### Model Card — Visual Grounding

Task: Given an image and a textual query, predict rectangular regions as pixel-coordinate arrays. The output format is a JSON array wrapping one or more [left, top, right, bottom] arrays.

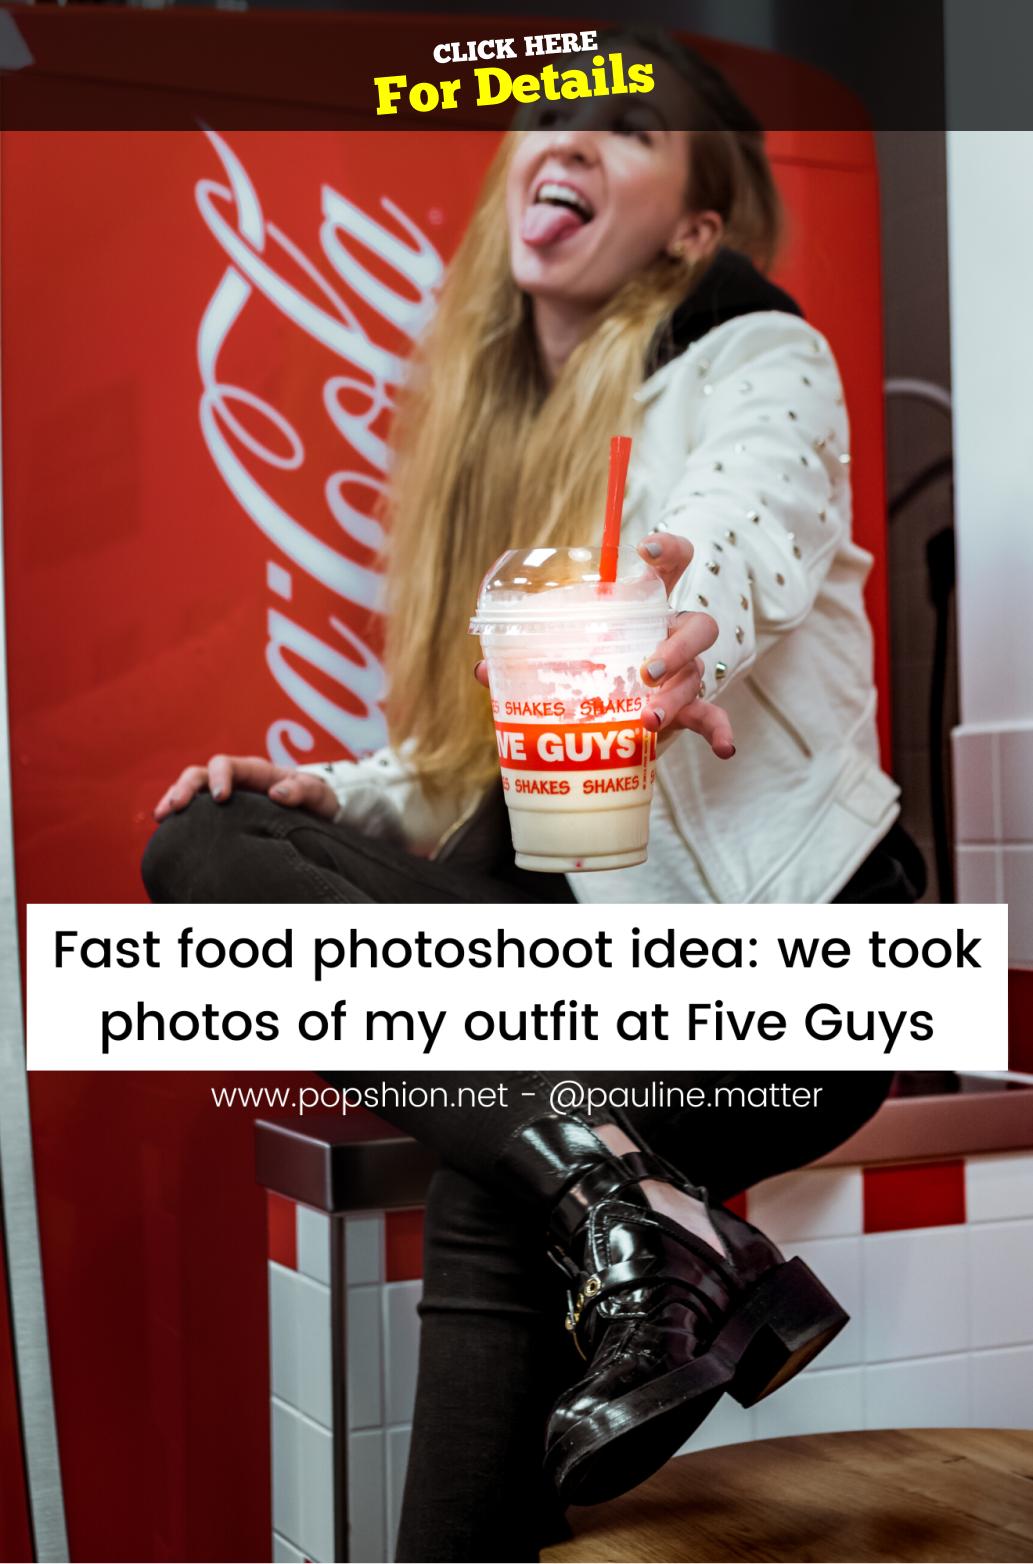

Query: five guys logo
[[194, 131, 443, 764], [495, 721, 656, 771]]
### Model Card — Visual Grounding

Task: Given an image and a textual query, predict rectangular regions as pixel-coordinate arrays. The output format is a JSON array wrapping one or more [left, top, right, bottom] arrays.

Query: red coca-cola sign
[[1, 127, 501, 1563], [1, 130, 498, 906]]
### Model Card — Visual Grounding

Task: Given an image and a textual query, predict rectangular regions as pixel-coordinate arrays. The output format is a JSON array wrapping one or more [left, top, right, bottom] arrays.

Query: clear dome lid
[[469, 546, 668, 631]]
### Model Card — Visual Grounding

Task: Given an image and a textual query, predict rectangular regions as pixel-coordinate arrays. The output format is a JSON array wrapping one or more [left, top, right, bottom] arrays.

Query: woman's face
[[505, 107, 700, 310]]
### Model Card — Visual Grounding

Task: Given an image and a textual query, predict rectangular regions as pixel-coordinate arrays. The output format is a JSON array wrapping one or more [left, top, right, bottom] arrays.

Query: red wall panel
[[1009, 969, 1033, 1074], [25, 1072, 298, 1561], [385, 1208, 424, 1284], [767, 134, 891, 760], [3, 128, 492, 1562], [1, 129, 495, 912]]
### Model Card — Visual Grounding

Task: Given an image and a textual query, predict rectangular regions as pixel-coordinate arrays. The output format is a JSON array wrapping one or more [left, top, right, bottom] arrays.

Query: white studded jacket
[[301, 306, 899, 905]]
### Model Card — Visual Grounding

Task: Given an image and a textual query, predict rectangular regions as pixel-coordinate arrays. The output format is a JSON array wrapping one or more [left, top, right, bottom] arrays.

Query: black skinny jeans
[[142, 791, 924, 1563]]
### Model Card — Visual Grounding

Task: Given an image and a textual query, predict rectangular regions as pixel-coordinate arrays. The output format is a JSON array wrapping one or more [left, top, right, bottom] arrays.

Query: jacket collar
[[654, 247, 804, 367], [634, 247, 804, 407]]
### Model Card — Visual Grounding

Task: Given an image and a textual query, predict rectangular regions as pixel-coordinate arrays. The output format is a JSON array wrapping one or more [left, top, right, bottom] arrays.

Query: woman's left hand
[[473, 530, 735, 761], [635, 531, 735, 760]]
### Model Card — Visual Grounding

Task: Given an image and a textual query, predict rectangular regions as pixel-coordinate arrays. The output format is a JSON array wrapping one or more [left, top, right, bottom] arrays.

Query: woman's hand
[[152, 756, 339, 823], [635, 531, 735, 759]]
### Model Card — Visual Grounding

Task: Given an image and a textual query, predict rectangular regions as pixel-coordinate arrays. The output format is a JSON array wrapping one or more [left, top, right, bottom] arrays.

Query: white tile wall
[[952, 728, 997, 842], [998, 728, 1033, 840], [272, 1530, 307, 1563], [968, 1221, 1033, 1347], [753, 1365, 865, 1440], [347, 1286, 384, 1430], [747, 1168, 863, 1243], [864, 1353, 971, 1429], [269, 1263, 333, 1428], [966, 1151, 1033, 1221], [382, 1283, 422, 1428], [862, 1226, 969, 1362], [349, 1430, 386, 1564], [955, 846, 1001, 903], [346, 1215, 385, 1286], [952, 719, 1033, 943], [271, 1398, 334, 1563], [386, 1426, 412, 1561], [295, 1207, 385, 1287], [296, 1206, 331, 1285], [970, 1345, 1033, 1428]]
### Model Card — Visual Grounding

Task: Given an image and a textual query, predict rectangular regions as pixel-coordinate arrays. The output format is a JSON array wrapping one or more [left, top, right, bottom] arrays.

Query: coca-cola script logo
[[195, 130, 444, 766]]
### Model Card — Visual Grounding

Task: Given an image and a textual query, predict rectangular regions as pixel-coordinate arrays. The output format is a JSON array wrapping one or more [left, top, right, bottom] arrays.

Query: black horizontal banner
[[0, 0, 1020, 132]]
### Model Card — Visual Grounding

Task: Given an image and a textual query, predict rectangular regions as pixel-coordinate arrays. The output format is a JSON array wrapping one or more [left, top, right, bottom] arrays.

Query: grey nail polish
[[646, 659, 666, 680], [211, 786, 224, 801], [643, 540, 663, 558], [652, 707, 666, 725]]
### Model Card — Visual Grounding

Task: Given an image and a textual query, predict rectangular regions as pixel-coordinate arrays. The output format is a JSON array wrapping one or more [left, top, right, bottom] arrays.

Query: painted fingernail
[[271, 784, 289, 798], [642, 539, 663, 558], [646, 659, 666, 680], [652, 707, 666, 725], [211, 786, 224, 801]]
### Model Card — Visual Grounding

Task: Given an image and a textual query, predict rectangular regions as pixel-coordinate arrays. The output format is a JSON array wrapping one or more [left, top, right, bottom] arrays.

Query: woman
[[144, 34, 924, 1562]]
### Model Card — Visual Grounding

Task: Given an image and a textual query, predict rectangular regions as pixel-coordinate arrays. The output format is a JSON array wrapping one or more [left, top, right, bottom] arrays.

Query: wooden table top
[[543, 1429, 1033, 1563]]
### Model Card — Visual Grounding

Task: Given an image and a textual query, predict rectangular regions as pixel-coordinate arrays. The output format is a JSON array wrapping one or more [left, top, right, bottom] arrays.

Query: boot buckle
[[564, 1274, 601, 1360]]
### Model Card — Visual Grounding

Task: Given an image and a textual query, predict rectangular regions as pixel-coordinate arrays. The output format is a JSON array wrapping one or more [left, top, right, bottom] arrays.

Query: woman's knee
[[140, 791, 274, 902], [422, 1165, 512, 1269]]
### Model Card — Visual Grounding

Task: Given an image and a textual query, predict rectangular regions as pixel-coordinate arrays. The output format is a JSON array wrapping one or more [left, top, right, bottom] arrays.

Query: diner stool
[[542, 1429, 1033, 1563]]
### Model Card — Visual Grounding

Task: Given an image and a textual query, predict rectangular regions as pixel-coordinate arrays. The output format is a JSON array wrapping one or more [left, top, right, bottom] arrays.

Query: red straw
[[600, 435, 632, 583]]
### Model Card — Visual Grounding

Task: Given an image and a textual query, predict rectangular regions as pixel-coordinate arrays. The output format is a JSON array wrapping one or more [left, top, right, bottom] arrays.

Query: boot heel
[[723, 1257, 849, 1408]]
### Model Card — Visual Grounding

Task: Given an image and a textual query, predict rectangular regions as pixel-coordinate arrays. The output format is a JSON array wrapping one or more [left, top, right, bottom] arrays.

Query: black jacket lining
[[649, 247, 804, 375]]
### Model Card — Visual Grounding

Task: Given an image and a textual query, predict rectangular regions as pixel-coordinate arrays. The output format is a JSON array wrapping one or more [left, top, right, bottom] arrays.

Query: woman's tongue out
[[521, 202, 586, 248]]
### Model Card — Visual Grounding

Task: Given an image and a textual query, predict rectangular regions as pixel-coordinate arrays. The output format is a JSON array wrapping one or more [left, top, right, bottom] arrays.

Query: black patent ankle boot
[[497, 1114, 848, 1509]]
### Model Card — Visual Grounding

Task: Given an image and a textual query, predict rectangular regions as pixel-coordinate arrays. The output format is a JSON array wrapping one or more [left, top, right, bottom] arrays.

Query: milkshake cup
[[470, 546, 673, 872]]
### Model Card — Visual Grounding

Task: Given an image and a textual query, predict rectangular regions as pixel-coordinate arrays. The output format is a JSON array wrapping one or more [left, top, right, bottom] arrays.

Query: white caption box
[[26, 903, 1008, 1072]]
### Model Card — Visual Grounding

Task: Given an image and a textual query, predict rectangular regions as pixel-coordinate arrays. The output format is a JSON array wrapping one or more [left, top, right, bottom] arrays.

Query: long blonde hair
[[385, 67, 782, 787]]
